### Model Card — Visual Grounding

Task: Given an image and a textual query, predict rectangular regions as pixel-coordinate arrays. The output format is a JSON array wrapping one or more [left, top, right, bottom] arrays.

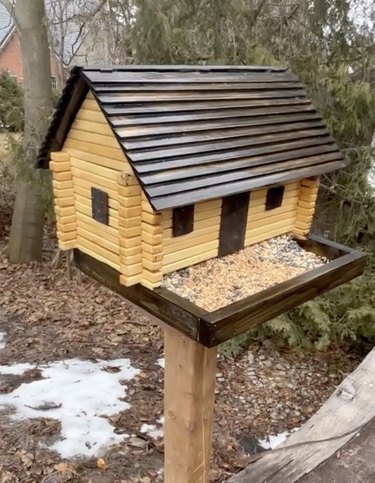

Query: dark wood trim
[[296, 234, 356, 258], [219, 192, 250, 257], [73, 249, 209, 343], [37, 70, 89, 168], [74, 236, 365, 348], [172, 205, 194, 236], [204, 251, 365, 346]]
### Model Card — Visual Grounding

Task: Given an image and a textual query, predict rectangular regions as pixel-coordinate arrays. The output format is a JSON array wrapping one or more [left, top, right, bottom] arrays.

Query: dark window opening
[[173, 205, 194, 236], [91, 187, 109, 225], [266, 186, 285, 211]]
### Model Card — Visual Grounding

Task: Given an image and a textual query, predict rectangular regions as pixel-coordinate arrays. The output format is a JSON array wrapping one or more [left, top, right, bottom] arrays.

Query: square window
[[266, 186, 285, 210], [173, 205, 194, 236]]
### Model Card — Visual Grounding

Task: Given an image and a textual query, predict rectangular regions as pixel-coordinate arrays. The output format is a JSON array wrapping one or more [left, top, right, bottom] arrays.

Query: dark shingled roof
[[37, 65, 346, 211]]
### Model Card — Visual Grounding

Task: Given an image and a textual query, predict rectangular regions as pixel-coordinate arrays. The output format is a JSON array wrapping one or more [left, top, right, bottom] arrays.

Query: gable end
[[37, 67, 89, 168]]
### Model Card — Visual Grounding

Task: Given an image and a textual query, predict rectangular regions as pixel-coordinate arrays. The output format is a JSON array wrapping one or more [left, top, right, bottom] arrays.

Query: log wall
[[245, 181, 300, 246], [118, 173, 143, 286], [61, 92, 136, 274], [161, 198, 222, 275], [293, 177, 319, 236], [50, 151, 77, 250], [140, 194, 163, 289]]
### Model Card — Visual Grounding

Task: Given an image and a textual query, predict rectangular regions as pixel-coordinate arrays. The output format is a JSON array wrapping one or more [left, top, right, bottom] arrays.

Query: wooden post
[[164, 327, 217, 483]]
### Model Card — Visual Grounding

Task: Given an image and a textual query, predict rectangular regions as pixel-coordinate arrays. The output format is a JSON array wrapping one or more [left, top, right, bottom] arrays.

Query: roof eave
[[0, 25, 16, 52], [36, 66, 88, 168]]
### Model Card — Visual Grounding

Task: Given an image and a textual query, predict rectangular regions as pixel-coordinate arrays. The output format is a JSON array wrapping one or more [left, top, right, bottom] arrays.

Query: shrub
[[0, 71, 24, 132]]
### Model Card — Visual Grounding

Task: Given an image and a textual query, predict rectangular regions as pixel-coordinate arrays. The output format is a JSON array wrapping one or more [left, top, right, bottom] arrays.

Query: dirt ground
[[0, 222, 364, 483]]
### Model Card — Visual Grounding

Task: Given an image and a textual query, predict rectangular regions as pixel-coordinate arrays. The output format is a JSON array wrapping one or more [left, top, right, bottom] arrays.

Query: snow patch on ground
[[156, 358, 164, 369], [0, 362, 36, 375], [258, 427, 299, 450], [0, 336, 140, 458], [0, 333, 6, 350], [258, 432, 290, 450], [140, 416, 164, 439]]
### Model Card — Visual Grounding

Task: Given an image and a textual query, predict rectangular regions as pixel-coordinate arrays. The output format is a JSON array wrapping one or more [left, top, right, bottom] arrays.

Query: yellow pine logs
[[293, 177, 319, 236], [140, 192, 163, 289], [117, 173, 143, 286], [50, 151, 77, 250]]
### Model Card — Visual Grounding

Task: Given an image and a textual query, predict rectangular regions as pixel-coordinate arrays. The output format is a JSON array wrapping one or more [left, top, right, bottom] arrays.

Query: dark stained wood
[[116, 112, 320, 139], [205, 251, 365, 346], [94, 82, 304, 92], [150, 160, 345, 210], [296, 234, 355, 258], [105, 97, 311, 115], [138, 140, 337, 181], [124, 121, 323, 151], [147, 152, 342, 201], [218, 192, 250, 257], [98, 89, 307, 104], [266, 185, 285, 210], [172, 205, 194, 236], [129, 128, 327, 162], [84, 64, 287, 72], [85, 70, 296, 84], [74, 237, 365, 348], [141, 147, 340, 187], [73, 249, 208, 342], [91, 187, 109, 224], [37, 71, 88, 168], [110, 104, 316, 128]]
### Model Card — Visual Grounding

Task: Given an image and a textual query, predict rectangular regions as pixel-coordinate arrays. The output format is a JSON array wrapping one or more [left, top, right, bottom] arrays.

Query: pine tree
[[130, 0, 375, 350]]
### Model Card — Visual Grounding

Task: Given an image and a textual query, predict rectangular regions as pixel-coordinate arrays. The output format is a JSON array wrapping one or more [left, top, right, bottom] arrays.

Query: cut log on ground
[[228, 347, 375, 483]]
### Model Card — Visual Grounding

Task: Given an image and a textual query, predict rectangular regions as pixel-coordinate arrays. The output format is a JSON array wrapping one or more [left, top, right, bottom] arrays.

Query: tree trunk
[[8, 181, 44, 263], [7, 0, 53, 263]]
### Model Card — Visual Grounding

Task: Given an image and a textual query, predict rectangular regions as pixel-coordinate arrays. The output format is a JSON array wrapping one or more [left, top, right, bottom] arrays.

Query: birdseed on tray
[[161, 235, 328, 312]]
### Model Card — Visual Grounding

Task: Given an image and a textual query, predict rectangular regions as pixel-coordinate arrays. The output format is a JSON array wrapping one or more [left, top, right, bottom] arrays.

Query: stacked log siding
[[50, 151, 77, 250], [162, 199, 222, 274], [118, 173, 143, 286], [141, 193, 163, 288], [62, 92, 133, 271], [293, 177, 319, 236], [245, 181, 299, 246]]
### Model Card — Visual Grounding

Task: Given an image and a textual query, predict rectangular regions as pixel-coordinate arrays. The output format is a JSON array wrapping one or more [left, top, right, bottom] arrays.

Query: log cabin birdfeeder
[[38, 65, 365, 482]]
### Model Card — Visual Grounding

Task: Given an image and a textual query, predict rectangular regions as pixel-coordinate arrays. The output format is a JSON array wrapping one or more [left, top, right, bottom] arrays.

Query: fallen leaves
[[0, 234, 362, 482]]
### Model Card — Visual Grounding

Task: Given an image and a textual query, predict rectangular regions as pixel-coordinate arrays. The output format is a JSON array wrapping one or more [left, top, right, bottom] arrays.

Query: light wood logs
[[164, 326, 217, 483], [293, 177, 319, 236], [50, 151, 77, 250]]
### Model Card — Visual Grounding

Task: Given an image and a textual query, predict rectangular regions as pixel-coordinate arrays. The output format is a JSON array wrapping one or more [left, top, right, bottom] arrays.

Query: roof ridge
[[81, 65, 287, 73]]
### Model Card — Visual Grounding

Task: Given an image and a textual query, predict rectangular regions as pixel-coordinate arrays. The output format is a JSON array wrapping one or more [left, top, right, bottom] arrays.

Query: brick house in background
[[0, 4, 65, 90]]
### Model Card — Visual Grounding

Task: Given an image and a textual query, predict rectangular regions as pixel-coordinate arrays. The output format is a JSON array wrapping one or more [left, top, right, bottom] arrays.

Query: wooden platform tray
[[74, 235, 365, 347]]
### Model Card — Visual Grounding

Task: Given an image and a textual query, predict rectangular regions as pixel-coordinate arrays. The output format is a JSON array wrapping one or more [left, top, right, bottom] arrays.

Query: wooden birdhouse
[[38, 65, 366, 483], [38, 65, 365, 347]]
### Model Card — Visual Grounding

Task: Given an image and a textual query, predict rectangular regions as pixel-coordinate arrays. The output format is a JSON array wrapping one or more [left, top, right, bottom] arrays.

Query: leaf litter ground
[[0, 232, 362, 483]]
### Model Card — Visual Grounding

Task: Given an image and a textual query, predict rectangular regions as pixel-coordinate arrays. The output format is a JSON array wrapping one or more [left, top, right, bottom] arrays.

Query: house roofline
[[0, 25, 16, 52]]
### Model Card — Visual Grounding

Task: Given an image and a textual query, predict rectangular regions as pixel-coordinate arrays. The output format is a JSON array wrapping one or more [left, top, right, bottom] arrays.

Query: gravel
[[162, 235, 328, 311]]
